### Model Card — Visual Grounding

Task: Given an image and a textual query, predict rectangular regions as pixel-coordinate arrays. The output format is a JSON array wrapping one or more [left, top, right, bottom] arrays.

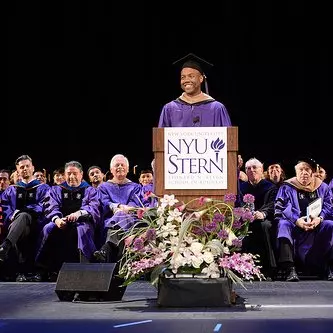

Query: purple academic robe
[[1, 180, 50, 228], [158, 98, 232, 127], [141, 182, 158, 208], [275, 181, 333, 267], [98, 180, 143, 230], [329, 179, 333, 196], [39, 181, 100, 259]]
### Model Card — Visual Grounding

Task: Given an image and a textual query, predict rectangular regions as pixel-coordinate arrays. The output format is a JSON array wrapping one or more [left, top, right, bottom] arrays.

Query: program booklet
[[306, 197, 322, 222]]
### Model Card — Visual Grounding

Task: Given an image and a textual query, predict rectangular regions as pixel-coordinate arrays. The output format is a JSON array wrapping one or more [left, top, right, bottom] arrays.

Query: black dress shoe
[[328, 269, 333, 281], [94, 249, 108, 263], [94, 243, 111, 263], [0, 241, 11, 262], [29, 273, 45, 282], [286, 267, 299, 282], [16, 273, 28, 282]]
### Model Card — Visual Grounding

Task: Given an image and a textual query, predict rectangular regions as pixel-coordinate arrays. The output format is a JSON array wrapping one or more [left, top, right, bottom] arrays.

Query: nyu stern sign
[[164, 127, 228, 189]]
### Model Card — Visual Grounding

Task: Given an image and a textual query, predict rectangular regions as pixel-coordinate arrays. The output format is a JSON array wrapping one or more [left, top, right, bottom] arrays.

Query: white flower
[[201, 262, 220, 278], [166, 208, 183, 223], [181, 249, 193, 265], [202, 251, 214, 264], [223, 246, 230, 255], [160, 194, 179, 208], [169, 236, 179, 247], [157, 206, 165, 215], [170, 253, 185, 272], [161, 222, 178, 238], [190, 242, 204, 255], [158, 242, 167, 251], [156, 216, 165, 226], [225, 227, 237, 246], [191, 254, 204, 268]]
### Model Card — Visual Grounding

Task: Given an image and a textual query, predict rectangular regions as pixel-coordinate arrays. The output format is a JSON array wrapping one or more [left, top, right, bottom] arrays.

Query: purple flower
[[243, 194, 255, 204], [146, 228, 156, 241], [204, 222, 217, 233], [232, 219, 242, 229], [231, 238, 242, 248], [241, 210, 255, 222], [218, 229, 229, 240], [133, 237, 145, 251], [212, 213, 225, 223], [224, 193, 237, 203]]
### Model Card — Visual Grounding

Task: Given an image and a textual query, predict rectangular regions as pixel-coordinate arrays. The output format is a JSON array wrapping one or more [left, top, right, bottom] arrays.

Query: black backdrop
[[5, 2, 332, 181]]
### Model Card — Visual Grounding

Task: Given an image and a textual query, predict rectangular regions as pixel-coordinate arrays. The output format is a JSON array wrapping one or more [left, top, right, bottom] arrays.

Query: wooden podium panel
[[152, 127, 238, 204]]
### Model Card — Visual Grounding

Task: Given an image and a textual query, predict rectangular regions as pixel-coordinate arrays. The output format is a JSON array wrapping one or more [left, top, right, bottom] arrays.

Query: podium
[[152, 127, 238, 204]]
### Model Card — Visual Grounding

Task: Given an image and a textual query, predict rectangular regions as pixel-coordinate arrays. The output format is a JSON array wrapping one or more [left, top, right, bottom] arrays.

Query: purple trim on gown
[[275, 182, 333, 266], [98, 181, 143, 230], [158, 98, 232, 127], [38, 184, 100, 259]]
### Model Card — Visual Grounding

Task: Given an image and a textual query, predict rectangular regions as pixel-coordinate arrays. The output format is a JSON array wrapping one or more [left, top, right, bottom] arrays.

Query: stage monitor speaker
[[55, 262, 127, 302]]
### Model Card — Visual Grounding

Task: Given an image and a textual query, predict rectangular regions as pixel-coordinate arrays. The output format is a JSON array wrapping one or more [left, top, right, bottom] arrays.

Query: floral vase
[[157, 275, 233, 307]]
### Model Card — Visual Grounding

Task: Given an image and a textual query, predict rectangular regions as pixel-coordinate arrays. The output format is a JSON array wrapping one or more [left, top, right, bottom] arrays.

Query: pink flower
[[198, 196, 212, 205], [137, 208, 148, 219], [124, 235, 135, 247]]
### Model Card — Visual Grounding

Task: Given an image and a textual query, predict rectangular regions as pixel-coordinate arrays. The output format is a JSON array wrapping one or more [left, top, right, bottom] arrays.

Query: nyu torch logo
[[211, 138, 225, 162]]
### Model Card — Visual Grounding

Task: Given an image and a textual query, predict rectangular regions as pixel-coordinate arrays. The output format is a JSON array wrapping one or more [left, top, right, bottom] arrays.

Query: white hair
[[245, 158, 263, 169], [110, 154, 129, 168]]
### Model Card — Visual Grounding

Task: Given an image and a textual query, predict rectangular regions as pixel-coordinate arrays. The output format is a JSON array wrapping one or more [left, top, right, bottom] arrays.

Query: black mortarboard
[[296, 157, 318, 172], [172, 53, 214, 94]]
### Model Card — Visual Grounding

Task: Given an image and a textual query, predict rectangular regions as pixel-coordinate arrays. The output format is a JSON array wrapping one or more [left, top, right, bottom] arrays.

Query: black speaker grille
[[55, 263, 116, 292]]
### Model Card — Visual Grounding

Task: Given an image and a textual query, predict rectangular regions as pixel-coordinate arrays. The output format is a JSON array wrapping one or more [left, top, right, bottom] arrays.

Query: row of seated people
[[0, 154, 332, 283], [0, 154, 155, 282], [237, 156, 333, 281]]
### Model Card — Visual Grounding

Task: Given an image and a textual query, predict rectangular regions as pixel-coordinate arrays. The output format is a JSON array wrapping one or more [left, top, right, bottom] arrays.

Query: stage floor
[[0, 280, 332, 332]]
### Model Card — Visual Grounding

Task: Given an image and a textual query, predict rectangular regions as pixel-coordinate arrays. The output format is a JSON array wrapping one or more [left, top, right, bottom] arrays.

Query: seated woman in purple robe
[[94, 154, 144, 263], [35, 160, 100, 281], [158, 53, 232, 128], [275, 157, 333, 282]]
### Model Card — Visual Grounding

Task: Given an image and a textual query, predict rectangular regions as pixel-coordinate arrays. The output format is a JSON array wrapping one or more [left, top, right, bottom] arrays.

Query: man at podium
[[158, 53, 232, 128]]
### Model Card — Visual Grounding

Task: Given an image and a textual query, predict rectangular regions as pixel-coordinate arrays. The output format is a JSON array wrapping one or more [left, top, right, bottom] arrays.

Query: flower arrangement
[[117, 193, 264, 288]]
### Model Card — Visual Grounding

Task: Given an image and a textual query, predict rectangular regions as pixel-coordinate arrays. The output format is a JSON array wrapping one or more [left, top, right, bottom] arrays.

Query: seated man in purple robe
[[275, 157, 333, 281], [158, 53, 232, 128], [35, 160, 100, 281], [94, 154, 144, 263], [0, 155, 50, 282]]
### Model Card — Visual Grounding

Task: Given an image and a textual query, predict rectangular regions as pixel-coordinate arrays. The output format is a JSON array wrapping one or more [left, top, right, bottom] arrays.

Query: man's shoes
[[94, 249, 108, 263], [0, 240, 11, 262], [29, 272, 45, 282], [328, 268, 333, 281], [286, 266, 299, 282], [16, 273, 28, 282], [94, 243, 111, 263]]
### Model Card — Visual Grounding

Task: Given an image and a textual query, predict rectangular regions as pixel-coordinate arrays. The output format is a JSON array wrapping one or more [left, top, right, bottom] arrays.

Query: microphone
[[193, 116, 200, 124]]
